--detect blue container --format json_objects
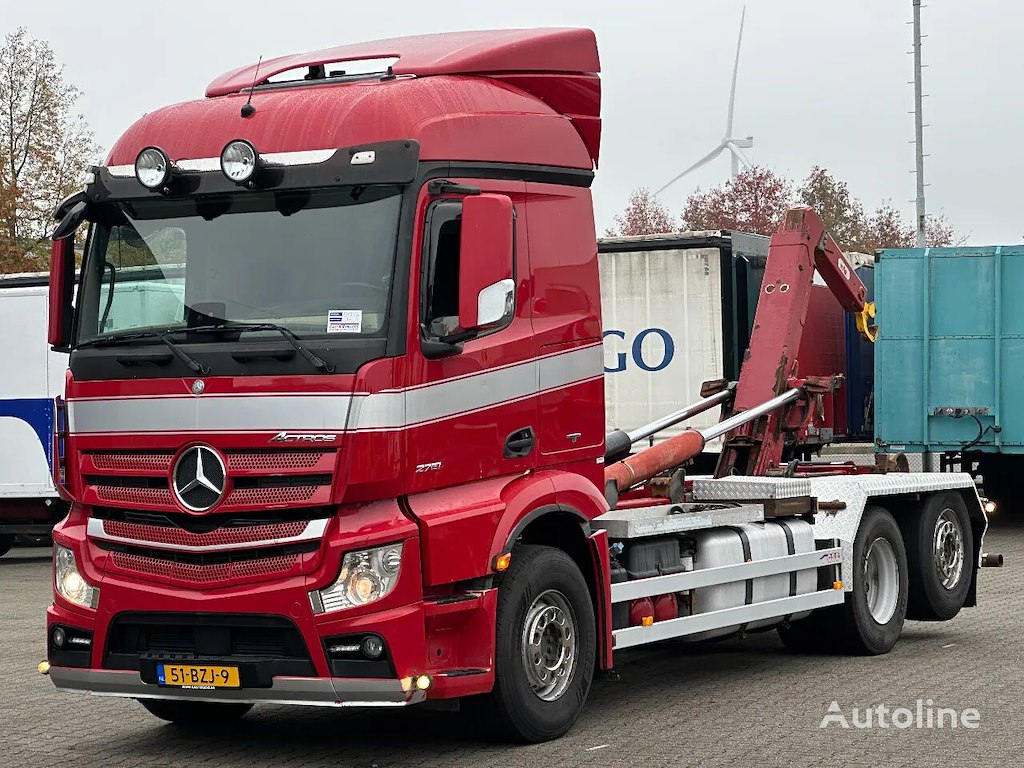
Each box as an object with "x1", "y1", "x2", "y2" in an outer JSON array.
[{"x1": 875, "y1": 245, "x2": 1024, "y2": 453}]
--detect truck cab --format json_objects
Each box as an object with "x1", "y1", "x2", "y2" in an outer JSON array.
[{"x1": 46, "y1": 28, "x2": 611, "y2": 738}]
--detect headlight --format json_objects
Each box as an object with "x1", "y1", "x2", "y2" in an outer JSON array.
[
  {"x1": 54, "y1": 544, "x2": 100, "y2": 609},
  {"x1": 311, "y1": 542, "x2": 403, "y2": 613},
  {"x1": 135, "y1": 146, "x2": 173, "y2": 190},
  {"x1": 220, "y1": 139, "x2": 259, "y2": 184}
]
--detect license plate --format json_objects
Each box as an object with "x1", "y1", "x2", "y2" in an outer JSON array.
[{"x1": 157, "y1": 663, "x2": 240, "y2": 689}]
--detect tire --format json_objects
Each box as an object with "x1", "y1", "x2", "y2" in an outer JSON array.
[
  {"x1": 833, "y1": 505, "x2": 909, "y2": 655},
  {"x1": 902, "y1": 492, "x2": 974, "y2": 621},
  {"x1": 139, "y1": 699, "x2": 253, "y2": 725},
  {"x1": 0, "y1": 534, "x2": 14, "y2": 557},
  {"x1": 466, "y1": 545, "x2": 596, "y2": 743}
]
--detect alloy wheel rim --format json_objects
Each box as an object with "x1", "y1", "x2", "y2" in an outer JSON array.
[
  {"x1": 521, "y1": 589, "x2": 577, "y2": 702},
  {"x1": 933, "y1": 508, "x2": 965, "y2": 590},
  {"x1": 864, "y1": 537, "x2": 900, "y2": 624}
]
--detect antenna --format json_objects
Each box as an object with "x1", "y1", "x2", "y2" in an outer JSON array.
[
  {"x1": 240, "y1": 55, "x2": 263, "y2": 118},
  {"x1": 911, "y1": 0, "x2": 927, "y2": 246},
  {"x1": 655, "y1": 6, "x2": 753, "y2": 195}
]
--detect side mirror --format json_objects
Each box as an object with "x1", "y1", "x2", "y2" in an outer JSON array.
[
  {"x1": 458, "y1": 194, "x2": 514, "y2": 332},
  {"x1": 48, "y1": 237, "x2": 74, "y2": 351}
]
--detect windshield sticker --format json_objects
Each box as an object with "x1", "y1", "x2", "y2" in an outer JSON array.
[{"x1": 327, "y1": 309, "x2": 363, "y2": 333}]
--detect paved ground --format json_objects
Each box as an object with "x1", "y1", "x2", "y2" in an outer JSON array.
[{"x1": 3, "y1": 518, "x2": 1023, "y2": 768}]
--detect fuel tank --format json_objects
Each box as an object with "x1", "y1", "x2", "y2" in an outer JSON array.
[{"x1": 688, "y1": 519, "x2": 816, "y2": 640}]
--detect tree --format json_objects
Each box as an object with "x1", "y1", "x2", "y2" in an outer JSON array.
[
  {"x1": 851, "y1": 202, "x2": 915, "y2": 252},
  {"x1": 605, "y1": 187, "x2": 676, "y2": 237},
  {"x1": 925, "y1": 212, "x2": 964, "y2": 247},
  {"x1": 798, "y1": 167, "x2": 865, "y2": 249},
  {"x1": 0, "y1": 27, "x2": 99, "y2": 270},
  {"x1": 680, "y1": 166, "x2": 793, "y2": 235}
]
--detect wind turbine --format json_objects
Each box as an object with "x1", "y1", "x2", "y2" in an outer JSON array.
[{"x1": 655, "y1": 7, "x2": 754, "y2": 195}]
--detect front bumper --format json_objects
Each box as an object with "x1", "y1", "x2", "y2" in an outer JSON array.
[{"x1": 49, "y1": 666, "x2": 425, "y2": 707}]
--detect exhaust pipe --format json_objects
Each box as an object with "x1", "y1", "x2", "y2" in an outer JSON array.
[{"x1": 981, "y1": 552, "x2": 1004, "y2": 567}]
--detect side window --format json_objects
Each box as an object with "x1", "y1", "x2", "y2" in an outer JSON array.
[
  {"x1": 421, "y1": 200, "x2": 462, "y2": 338},
  {"x1": 420, "y1": 194, "x2": 517, "y2": 344}
]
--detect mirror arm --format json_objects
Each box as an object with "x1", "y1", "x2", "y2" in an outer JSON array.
[
  {"x1": 427, "y1": 179, "x2": 481, "y2": 196},
  {"x1": 420, "y1": 336, "x2": 464, "y2": 360},
  {"x1": 52, "y1": 201, "x2": 90, "y2": 241}
]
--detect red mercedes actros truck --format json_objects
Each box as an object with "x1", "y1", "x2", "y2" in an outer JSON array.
[{"x1": 43, "y1": 29, "x2": 996, "y2": 743}]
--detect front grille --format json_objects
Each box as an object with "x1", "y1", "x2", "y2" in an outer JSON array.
[
  {"x1": 102, "y1": 518, "x2": 309, "y2": 548},
  {"x1": 81, "y1": 448, "x2": 336, "y2": 512},
  {"x1": 104, "y1": 613, "x2": 314, "y2": 678},
  {"x1": 86, "y1": 449, "x2": 332, "y2": 474},
  {"x1": 95, "y1": 486, "x2": 175, "y2": 506},
  {"x1": 91, "y1": 507, "x2": 329, "y2": 587},
  {"x1": 110, "y1": 550, "x2": 302, "y2": 583},
  {"x1": 228, "y1": 451, "x2": 331, "y2": 471},
  {"x1": 95, "y1": 506, "x2": 330, "y2": 531},
  {"x1": 91, "y1": 452, "x2": 173, "y2": 472},
  {"x1": 226, "y1": 486, "x2": 320, "y2": 506}
]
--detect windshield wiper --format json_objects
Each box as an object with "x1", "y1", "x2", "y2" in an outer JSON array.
[
  {"x1": 77, "y1": 329, "x2": 210, "y2": 375},
  {"x1": 185, "y1": 322, "x2": 335, "y2": 374}
]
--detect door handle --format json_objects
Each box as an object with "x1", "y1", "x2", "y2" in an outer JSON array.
[{"x1": 504, "y1": 427, "x2": 535, "y2": 458}]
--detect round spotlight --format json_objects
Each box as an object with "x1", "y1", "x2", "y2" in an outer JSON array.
[
  {"x1": 220, "y1": 139, "x2": 259, "y2": 184},
  {"x1": 135, "y1": 146, "x2": 173, "y2": 190},
  {"x1": 360, "y1": 635, "x2": 384, "y2": 659},
  {"x1": 52, "y1": 626, "x2": 66, "y2": 648}
]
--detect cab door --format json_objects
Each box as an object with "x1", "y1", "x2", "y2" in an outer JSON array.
[{"x1": 401, "y1": 179, "x2": 538, "y2": 495}]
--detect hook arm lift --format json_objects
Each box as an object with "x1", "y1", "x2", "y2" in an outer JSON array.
[{"x1": 604, "y1": 206, "x2": 876, "y2": 503}]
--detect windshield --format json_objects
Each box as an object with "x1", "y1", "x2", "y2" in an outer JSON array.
[{"x1": 75, "y1": 186, "x2": 402, "y2": 344}]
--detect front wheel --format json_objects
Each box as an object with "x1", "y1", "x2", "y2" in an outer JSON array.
[
  {"x1": 139, "y1": 699, "x2": 253, "y2": 725},
  {"x1": 833, "y1": 505, "x2": 909, "y2": 655},
  {"x1": 0, "y1": 534, "x2": 14, "y2": 557},
  {"x1": 466, "y1": 544, "x2": 596, "y2": 743}
]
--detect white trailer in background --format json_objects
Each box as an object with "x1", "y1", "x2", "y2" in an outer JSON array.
[
  {"x1": 599, "y1": 232, "x2": 768, "y2": 470},
  {"x1": 0, "y1": 273, "x2": 69, "y2": 555}
]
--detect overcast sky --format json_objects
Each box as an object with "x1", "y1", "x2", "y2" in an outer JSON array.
[{"x1": 3, "y1": 0, "x2": 1019, "y2": 242}]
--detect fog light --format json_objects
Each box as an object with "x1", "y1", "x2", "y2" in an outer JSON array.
[
  {"x1": 415, "y1": 675, "x2": 431, "y2": 691},
  {"x1": 52, "y1": 626, "x2": 66, "y2": 648},
  {"x1": 328, "y1": 643, "x2": 360, "y2": 655},
  {"x1": 135, "y1": 146, "x2": 173, "y2": 190},
  {"x1": 984, "y1": 500, "x2": 997, "y2": 514},
  {"x1": 361, "y1": 635, "x2": 384, "y2": 659},
  {"x1": 220, "y1": 139, "x2": 259, "y2": 184}
]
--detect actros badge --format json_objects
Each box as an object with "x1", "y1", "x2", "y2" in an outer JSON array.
[{"x1": 269, "y1": 432, "x2": 337, "y2": 444}]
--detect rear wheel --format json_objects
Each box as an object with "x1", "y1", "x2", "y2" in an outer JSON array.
[
  {"x1": 139, "y1": 699, "x2": 253, "y2": 725},
  {"x1": 903, "y1": 492, "x2": 974, "y2": 621},
  {"x1": 465, "y1": 544, "x2": 595, "y2": 743},
  {"x1": 0, "y1": 534, "x2": 14, "y2": 557},
  {"x1": 833, "y1": 505, "x2": 909, "y2": 655}
]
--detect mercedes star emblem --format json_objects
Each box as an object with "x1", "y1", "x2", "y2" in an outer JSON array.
[
  {"x1": 192, "y1": 380, "x2": 205, "y2": 395},
  {"x1": 172, "y1": 445, "x2": 227, "y2": 512}
]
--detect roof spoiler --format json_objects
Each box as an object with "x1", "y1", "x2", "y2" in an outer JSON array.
[{"x1": 206, "y1": 28, "x2": 602, "y2": 166}]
